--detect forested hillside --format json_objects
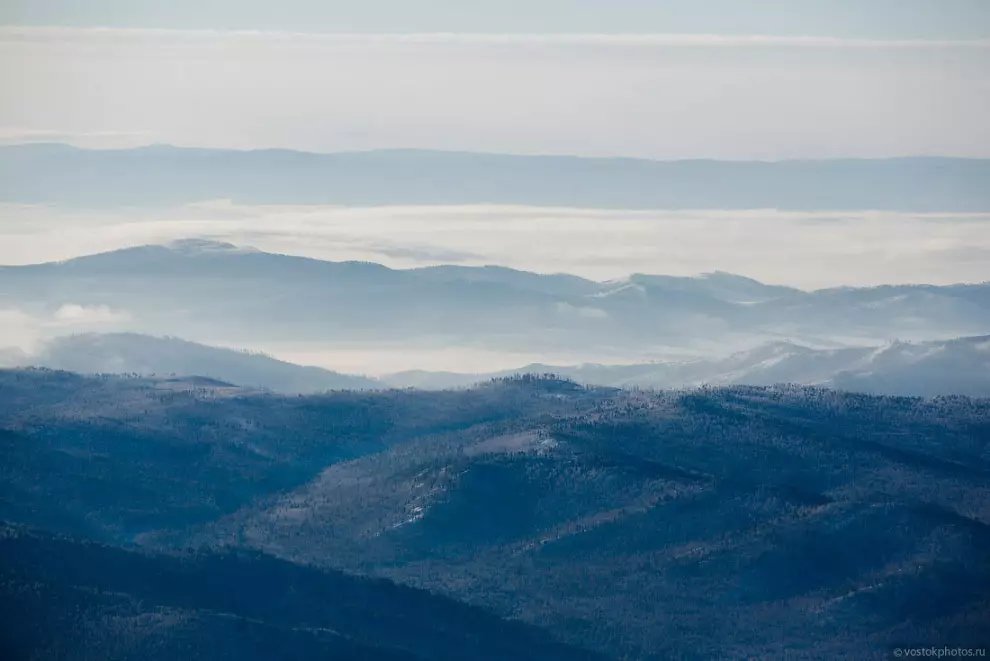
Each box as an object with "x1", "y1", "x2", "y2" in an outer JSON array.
[
  {"x1": 1, "y1": 369, "x2": 988, "y2": 659},
  {"x1": 0, "y1": 369, "x2": 596, "y2": 542},
  {"x1": 0, "y1": 524, "x2": 602, "y2": 661}
]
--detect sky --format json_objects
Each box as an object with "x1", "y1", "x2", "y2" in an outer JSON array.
[
  {"x1": 0, "y1": 2, "x2": 988, "y2": 158},
  {"x1": 2, "y1": 1, "x2": 989, "y2": 39}
]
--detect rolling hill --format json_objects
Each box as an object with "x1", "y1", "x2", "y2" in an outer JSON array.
[
  {"x1": 2, "y1": 369, "x2": 988, "y2": 659},
  {"x1": 0, "y1": 524, "x2": 602, "y2": 661},
  {"x1": 22, "y1": 332, "x2": 380, "y2": 392}
]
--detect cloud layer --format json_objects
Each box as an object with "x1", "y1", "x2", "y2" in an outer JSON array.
[
  {"x1": 0, "y1": 303, "x2": 132, "y2": 352},
  {"x1": 1, "y1": 203, "x2": 988, "y2": 289}
]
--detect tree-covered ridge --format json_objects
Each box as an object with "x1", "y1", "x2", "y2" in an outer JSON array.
[
  {"x1": 0, "y1": 369, "x2": 600, "y2": 542},
  {"x1": 1, "y1": 369, "x2": 988, "y2": 659},
  {"x1": 0, "y1": 524, "x2": 604, "y2": 661}
]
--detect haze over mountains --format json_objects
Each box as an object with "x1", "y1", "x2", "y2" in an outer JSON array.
[
  {"x1": 2, "y1": 87, "x2": 988, "y2": 661},
  {"x1": 16, "y1": 333, "x2": 380, "y2": 393},
  {"x1": 1, "y1": 130, "x2": 987, "y2": 661},
  {"x1": 3, "y1": 144, "x2": 990, "y2": 211},
  {"x1": 388, "y1": 335, "x2": 990, "y2": 397},
  {"x1": 7, "y1": 331, "x2": 990, "y2": 399},
  {"x1": 4, "y1": 3, "x2": 989, "y2": 659},
  {"x1": 4, "y1": 233, "x2": 985, "y2": 660},
  {"x1": 2, "y1": 240, "x2": 989, "y2": 368}
]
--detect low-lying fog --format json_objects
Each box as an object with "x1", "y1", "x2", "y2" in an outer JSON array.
[{"x1": 2, "y1": 203, "x2": 989, "y2": 288}]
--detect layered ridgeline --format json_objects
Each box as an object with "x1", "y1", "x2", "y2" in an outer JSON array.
[
  {"x1": 1, "y1": 369, "x2": 988, "y2": 659},
  {"x1": 11, "y1": 332, "x2": 380, "y2": 393},
  {"x1": 8, "y1": 331, "x2": 990, "y2": 397},
  {"x1": 2, "y1": 241, "x2": 989, "y2": 354},
  {"x1": 389, "y1": 335, "x2": 990, "y2": 396},
  {"x1": 2, "y1": 144, "x2": 988, "y2": 211}
]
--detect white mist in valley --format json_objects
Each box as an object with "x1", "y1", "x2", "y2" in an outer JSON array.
[{"x1": 2, "y1": 203, "x2": 989, "y2": 289}]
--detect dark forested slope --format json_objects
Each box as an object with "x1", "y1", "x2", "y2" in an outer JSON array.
[
  {"x1": 1, "y1": 370, "x2": 988, "y2": 660},
  {"x1": 0, "y1": 525, "x2": 602, "y2": 661},
  {"x1": 0, "y1": 369, "x2": 601, "y2": 542},
  {"x1": 199, "y1": 386, "x2": 990, "y2": 659}
]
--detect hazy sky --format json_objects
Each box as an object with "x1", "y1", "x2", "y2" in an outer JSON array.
[
  {"x1": 1, "y1": 2, "x2": 989, "y2": 159},
  {"x1": 3, "y1": 1, "x2": 989, "y2": 39},
  {"x1": 1, "y1": 27, "x2": 987, "y2": 159}
]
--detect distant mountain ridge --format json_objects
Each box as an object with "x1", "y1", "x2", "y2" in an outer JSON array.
[
  {"x1": 385, "y1": 335, "x2": 990, "y2": 397},
  {"x1": 2, "y1": 241, "x2": 987, "y2": 353},
  {"x1": 7, "y1": 331, "x2": 990, "y2": 398},
  {"x1": 19, "y1": 332, "x2": 379, "y2": 393},
  {"x1": 3, "y1": 143, "x2": 988, "y2": 210}
]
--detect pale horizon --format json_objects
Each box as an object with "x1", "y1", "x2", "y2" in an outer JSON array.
[{"x1": 2, "y1": 24, "x2": 987, "y2": 160}]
